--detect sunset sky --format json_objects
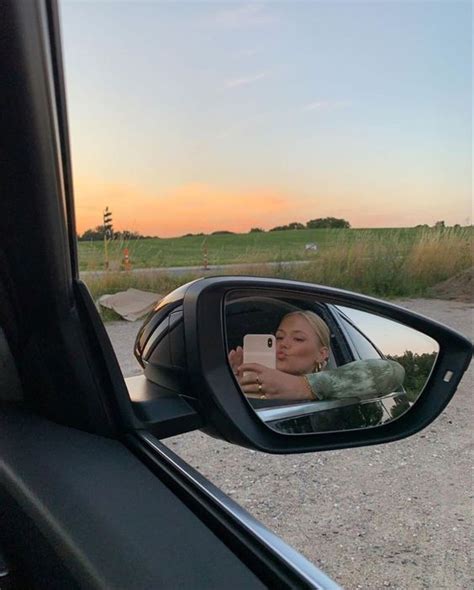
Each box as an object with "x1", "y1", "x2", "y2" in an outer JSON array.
[{"x1": 60, "y1": 1, "x2": 472, "y2": 237}]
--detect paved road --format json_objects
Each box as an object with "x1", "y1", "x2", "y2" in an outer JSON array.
[
  {"x1": 106, "y1": 299, "x2": 473, "y2": 590},
  {"x1": 81, "y1": 260, "x2": 308, "y2": 278}
]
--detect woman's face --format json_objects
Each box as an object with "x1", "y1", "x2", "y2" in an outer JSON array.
[{"x1": 275, "y1": 314, "x2": 329, "y2": 375}]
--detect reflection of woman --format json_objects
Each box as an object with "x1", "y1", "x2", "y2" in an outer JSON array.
[{"x1": 229, "y1": 311, "x2": 405, "y2": 402}]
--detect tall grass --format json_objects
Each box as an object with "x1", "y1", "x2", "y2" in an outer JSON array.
[
  {"x1": 289, "y1": 227, "x2": 472, "y2": 297},
  {"x1": 404, "y1": 228, "x2": 472, "y2": 289},
  {"x1": 81, "y1": 227, "x2": 473, "y2": 319}
]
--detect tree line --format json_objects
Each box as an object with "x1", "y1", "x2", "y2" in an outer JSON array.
[
  {"x1": 77, "y1": 217, "x2": 351, "y2": 241},
  {"x1": 77, "y1": 227, "x2": 157, "y2": 241},
  {"x1": 77, "y1": 217, "x2": 466, "y2": 241},
  {"x1": 270, "y1": 217, "x2": 350, "y2": 231}
]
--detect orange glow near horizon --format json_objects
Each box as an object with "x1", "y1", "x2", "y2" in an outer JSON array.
[
  {"x1": 74, "y1": 179, "x2": 310, "y2": 237},
  {"x1": 73, "y1": 177, "x2": 471, "y2": 237}
]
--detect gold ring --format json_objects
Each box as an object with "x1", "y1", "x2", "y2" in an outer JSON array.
[
  {"x1": 258, "y1": 383, "x2": 262, "y2": 393},
  {"x1": 256, "y1": 375, "x2": 261, "y2": 385}
]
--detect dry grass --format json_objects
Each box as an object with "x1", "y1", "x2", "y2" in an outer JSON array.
[
  {"x1": 286, "y1": 228, "x2": 473, "y2": 297},
  {"x1": 81, "y1": 228, "x2": 473, "y2": 319},
  {"x1": 404, "y1": 228, "x2": 473, "y2": 288}
]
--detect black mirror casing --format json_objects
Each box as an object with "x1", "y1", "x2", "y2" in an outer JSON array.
[{"x1": 135, "y1": 276, "x2": 472, "y2": 453}]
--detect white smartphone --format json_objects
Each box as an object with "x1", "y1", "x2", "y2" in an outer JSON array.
[{"x1": 243, "y1": 334, "x2": 276, "y2": 369}]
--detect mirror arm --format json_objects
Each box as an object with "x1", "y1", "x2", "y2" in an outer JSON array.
[{"x1": 126, "y1": 375, "x2": 203, "y2": 439}]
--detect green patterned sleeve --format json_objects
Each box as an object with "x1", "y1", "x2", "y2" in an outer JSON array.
[{"x1": 305, "y1": 359, "x2": 406, "y2": 401}]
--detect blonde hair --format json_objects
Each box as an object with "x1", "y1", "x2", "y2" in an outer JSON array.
[{"x1": 281, "y1": 310, "x2": 331, "y2": 351}]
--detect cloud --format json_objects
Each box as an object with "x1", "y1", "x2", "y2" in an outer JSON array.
[
  {"x1": 225, "y1": 72, "x2": 267, "y2": 88},
  {"x1": 302, "y1": 100, "x2": 351, "y2": 112},
  {"x1": 213, "y1": 4, "x2": 275, "y2": 28}
]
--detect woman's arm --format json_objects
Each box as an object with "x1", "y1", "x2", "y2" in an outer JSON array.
[
  {"x1": 305, "y1": 359, "x2": 406, "y2": 400},
  {"x1": 235, "y1": 359, "x2": 405, "y2": 402}
]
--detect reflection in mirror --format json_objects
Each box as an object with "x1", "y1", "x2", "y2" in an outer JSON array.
[{"x1": 224, "y1": 292, "x2": 439, "y2": 434}]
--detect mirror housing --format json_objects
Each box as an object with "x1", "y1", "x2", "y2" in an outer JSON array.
[{"x1": 134, "y1": 276, "x2": 472, "y2": 453}]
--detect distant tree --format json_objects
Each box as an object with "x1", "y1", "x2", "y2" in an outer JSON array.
[
  {"x1": 269, "y1": 223, "x2": 304, "y2": 232},
  {"x1": 211, "y1": 230, "x2": 235, "y2": 235},
  {"x1": 249, "y1": 227, "x2": 265, "y2": 233},
  {"x1": 414, "y1": 224, "x2": 429, "y2": 229},
  {"x1": 306, "y1": 217, "x2": 350, "y2": 229},
  {"x1": 114, "y1": 229, "x2": 143, "y2": 240},
  {"x1": 434, "y1": 220, "x2": 445, "y2": 229},
  {"x1": 79, "y1": 226, "x2": 106, "y2": 241},
  {"x1": 387, "y1": 351, "x2": 438, "y2": 402},
  {"x1": 79, "y1": 227, "x2": 151, "y2": 241},
  {"x1": 287, "y1": 222, "x2": 305, "y2": 230}
]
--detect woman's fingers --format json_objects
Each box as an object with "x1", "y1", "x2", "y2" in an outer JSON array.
[
  {"x1": 238, "y1": 363, "x2": 265, "y2": 375},
  {"x1": 236, "y1": 346, "x2": 243, "y2": 359},
  {"x1": 228, "y1": 347, "x2": 244, "y2": 372},
  {"x1": 241, "y1": 384, "x2": 260, "y2": 394},
  {"x1": 228, "y1": 347, "x2": 244, "y2": 374},
  {"x1": 239, "y1": 372, "x2": 261, "y2": 386},
  {"x1": 235, "y1": 364, "x2": 310, "y2": 401},
  {"x1": 236, "y1": 363, "x2": 290, "y2": 398}
]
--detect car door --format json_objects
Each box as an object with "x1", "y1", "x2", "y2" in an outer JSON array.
[{"x1": 0, "y1": 1, "x2": 340, "y2": 588}]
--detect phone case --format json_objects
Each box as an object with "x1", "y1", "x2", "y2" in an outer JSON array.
[{"x1": 243, "y1": 334, "x2": 276, "y2": 369}]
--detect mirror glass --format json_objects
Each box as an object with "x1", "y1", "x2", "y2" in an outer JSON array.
[{"x1": 224, "y1": 291, "x2": 439, "y2": 434}]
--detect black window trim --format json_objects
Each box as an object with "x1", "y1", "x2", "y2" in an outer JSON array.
[{"x1": 331, "y1": 306, "x2": 385, "y2": 360}]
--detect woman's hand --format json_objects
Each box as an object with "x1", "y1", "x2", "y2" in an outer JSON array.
[
  {"x1": 228, "y1": 346, "x2": 243, "y2": 375},
  {"x1": 236, "y1": 363, "x2": 313, "y2": 401}
]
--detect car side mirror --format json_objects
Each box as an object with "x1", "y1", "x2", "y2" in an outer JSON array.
[{"x1": 133, "y1": 276, "x2": 472, "y2": 453}]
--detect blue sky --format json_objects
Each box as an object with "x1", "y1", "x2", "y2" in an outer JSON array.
[{"x1": 60, "y1": 1, "x2": 472, "y2": 236}]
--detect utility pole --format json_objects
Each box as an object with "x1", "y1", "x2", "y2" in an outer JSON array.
[{"x1": 103, "y1": 206, "x2": 113, "y2": 270}]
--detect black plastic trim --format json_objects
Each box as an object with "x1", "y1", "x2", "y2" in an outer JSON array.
[
  {"x1": 129, "y1": 431, "x2": 342, "y2": 590},
  {"x1": 126, "y1": 375, "x2": 202, "y2": 438},
  {"x1": 45, "y1": 0, "x2": 79, "y2": 278},
  {"x1": 73, "y1": 279, "x2": 142, "y2": 433}
]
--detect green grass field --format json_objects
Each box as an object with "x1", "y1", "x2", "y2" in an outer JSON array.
[
  {"x1": 80, "y1": 227, "x2": 473, "y2": 312},
  {"x1": 78, "y1": 227, "x2": 455, "y2": 271}
]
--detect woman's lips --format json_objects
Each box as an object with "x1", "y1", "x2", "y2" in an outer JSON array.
[{"x1": 277, "y1": 352, "x2": 287, "y2": 360}]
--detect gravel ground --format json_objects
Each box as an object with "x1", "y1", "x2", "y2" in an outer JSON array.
[{"x1": 106, "y1": 299, "x2": 473, "y2": 590}]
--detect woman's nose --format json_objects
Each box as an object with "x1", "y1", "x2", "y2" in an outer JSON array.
[{"x1": 278, "y1": 338, "x2": 290, "y2": 349}]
